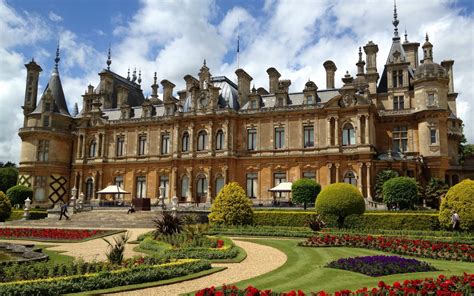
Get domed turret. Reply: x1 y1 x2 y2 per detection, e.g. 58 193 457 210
414 34 448 81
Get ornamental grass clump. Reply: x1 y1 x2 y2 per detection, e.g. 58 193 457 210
326 255 437 276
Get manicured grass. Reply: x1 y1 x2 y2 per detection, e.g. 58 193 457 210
234 238 474 293
34 244 75 264
65 267 226 296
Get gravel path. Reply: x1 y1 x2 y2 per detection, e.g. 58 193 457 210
0 228 152 262
109 239 287 296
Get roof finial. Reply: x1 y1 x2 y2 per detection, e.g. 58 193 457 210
127 68 130 80
138 70 142 85
358 46 363 62
425 32 429 42
106 46 112 70
203 59 206 66
392 0 399 37
54 40 60 70
153 72 157 84
132 68 137 83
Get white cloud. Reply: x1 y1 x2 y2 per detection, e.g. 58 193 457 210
48 11 62 22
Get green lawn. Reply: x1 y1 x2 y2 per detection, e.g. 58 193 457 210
34 244 75 264
234 238 474 293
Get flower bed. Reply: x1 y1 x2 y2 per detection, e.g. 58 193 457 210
0 228 121 242
300 234 474 262
326 255 436 277
195 273 474 295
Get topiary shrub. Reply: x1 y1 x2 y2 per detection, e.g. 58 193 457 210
0 191 12 222
291 179 321 210
383 177 418 210
6 185 33 206
439 179 474 231
208 182 253 226
315 183 365 228
375 169 399 201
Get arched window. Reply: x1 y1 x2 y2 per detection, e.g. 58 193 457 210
85 178 94 200
182 132 189 152
342 123 355 146
89 140 97 158
215 130 224 150
196 175 208 202
181 176 189 201
197 130 208 151
343 171 357 186
215 176 224 196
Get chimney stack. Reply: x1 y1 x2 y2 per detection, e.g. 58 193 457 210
161 79 176 102
235 68 253 107
441 60 455 93
323 60 337 89
266 67 281 93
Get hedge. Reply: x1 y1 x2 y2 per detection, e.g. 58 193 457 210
253 211 440 230
0 259 210 295
7 210 48 221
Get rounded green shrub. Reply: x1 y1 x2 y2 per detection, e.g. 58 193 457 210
0 191 12 222
6 185 33 206
315 183 365 228
383 177 418 210
0 167 18 193
208 182 253 226
291 179 321 210
439 179 474 231
375 169 399 201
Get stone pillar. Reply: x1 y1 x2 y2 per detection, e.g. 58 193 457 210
223 165 228 183
82 135 87 159
206 168 212 204
357 115 362 144
365 115 370 144
224 120 230 155
189 123 195 156
208 121 213 156
334 116 339 146
171 167 177 200
366 162 372 200
173 123 179 157
316 165 320 183
78 172 83 196
335 163 340 182
327 163 333 184
358 163 364 193
187 169 193 202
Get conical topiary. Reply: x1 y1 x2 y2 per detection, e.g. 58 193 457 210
208 182 253 226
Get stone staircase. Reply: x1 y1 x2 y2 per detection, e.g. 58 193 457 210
5 210 160 229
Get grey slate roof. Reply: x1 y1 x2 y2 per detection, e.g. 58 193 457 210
96 70 145 108
241 89 339 110
32 68 70 116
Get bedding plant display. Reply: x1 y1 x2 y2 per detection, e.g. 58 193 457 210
300 233 474 262
195 273 474 295
325 255 437 277
0 228 121 242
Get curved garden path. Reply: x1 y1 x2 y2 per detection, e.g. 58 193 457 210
109 239 288 296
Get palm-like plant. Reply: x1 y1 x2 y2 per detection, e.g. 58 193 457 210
153 212 182 238
103 232 130 265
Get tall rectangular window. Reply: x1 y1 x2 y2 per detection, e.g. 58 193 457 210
393 96 404 110
114 176 124 200
161 134 170 155
393 126 408 152
306 95 314 105
159 175 169 199
246 173 258 198
136 176 146 198
43 115 50 127
116 136 124 157
37 140 49 162
303 172 316 180
427 93 435 106
303 126 314 148
273 172 287 198
392 70 403 87
138 135 147 156
34 176 47 202
247 129 257 151
430 129 437 144
274 127 285 149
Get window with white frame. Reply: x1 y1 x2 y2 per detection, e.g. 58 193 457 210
274 127 285 149
430 128 437 145
427 93 436 106
89 140 97 158
181 176 189 200
215 130 224 150
116 136 125 157
114 176 124 200
273 172 287 198
247 128 257 151
250 100 257 109
159 175 169 199
136 176 146 198
182 132 189 152
342 123 356 146
392 70 403 87
85 178 94 200
37 140 49 162
246 173 258 198
393 126 408 152
306 95 314 105
196 175 208 201
138 135 147 156
161 133 170 155
215 176 225 196
197 131 208 151
303 125 314 148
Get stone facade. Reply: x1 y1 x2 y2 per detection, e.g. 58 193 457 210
17 9 474 207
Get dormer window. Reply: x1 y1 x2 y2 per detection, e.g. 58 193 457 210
306 96 314 105
45 103 51 112
427 93 436 107
250 100 257 109
392 70 403 87
393 96 404 110
43 115 50 127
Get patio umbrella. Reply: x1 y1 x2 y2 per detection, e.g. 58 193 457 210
96 185 130 195
268 182 293 192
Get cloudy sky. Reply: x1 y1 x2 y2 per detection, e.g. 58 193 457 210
0 0 473 163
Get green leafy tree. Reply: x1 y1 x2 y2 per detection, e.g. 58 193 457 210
439 179 474 231
315 183 365 229
291 179 321 210
0 191 12 222
0 167 18 193
383 177 418 210
374 169 399 201
6 185 33 206
425 178 449 209
0 161 16 168
209 182 253 226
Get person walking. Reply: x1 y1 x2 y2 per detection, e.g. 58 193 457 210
59 201 70 220
451 210 460 231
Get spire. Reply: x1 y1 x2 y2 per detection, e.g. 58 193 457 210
138 70 142 85
151 72 159 100
54 41 60 70
404 29 408 43
106 46 112 70
127 68 130 80
422 32 433 62
203 59 206 66
72 102 79 117
392 0 399 38
356 46 365 76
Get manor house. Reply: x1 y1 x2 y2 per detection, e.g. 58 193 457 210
17 7 473 207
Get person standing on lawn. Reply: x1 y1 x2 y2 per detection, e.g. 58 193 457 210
451 210 460 230
59 201 70 220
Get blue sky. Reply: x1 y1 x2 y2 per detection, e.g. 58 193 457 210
0 0 473 162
